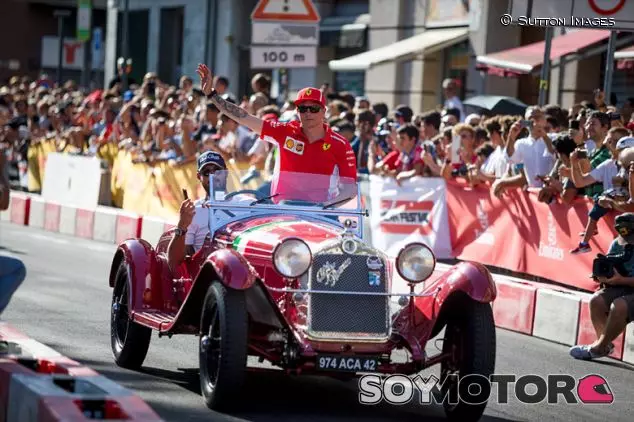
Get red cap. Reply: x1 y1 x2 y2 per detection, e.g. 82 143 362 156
294 87 325 108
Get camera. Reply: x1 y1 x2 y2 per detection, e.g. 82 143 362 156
592 244 634 280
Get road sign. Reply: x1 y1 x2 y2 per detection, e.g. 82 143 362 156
76 0 92 42
252 22 319 45
507 0 634 30
251 0 320 23
250 45 317 69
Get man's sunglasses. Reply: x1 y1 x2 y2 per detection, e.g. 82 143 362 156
297 105 322 114
200 165 222 177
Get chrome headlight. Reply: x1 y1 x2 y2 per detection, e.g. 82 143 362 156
273 238 312 278
396 243 436 283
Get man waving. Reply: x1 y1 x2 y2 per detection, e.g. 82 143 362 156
197 64 356 201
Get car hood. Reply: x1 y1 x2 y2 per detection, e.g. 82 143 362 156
222 214 345 255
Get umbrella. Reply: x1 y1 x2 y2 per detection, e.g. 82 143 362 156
463 95 528 116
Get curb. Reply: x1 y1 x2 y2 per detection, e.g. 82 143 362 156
3 191 633 365
0 322 163 421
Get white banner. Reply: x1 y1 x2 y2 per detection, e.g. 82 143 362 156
369 175 452 259
42 153 103 209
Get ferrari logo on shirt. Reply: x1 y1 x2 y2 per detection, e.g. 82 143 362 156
322 143 331 151
284 137 304 155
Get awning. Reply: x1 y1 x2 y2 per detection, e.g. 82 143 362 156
320 14 370 32
328 27 469 72
615 45 634 60
476 29 611 76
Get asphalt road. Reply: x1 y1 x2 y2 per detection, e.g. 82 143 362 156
2 221 634 422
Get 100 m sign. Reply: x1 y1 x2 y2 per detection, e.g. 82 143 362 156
250 46 317 69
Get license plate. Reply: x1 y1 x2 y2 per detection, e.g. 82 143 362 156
316 355 380 372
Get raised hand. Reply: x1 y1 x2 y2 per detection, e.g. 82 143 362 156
197 64 213 96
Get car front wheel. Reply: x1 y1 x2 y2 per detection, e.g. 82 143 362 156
440 299 496 422
110 262 152 369
199 281 248 411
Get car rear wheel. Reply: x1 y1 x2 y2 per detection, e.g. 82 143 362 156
110 262 152 369
440 299 496 422
199 281 248 411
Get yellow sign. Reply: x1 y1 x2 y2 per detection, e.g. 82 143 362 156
323 143 331 151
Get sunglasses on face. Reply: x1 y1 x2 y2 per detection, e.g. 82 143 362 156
200 166 221 177
297 105 322 114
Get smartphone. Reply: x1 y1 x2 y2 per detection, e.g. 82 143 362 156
577 149 588 159
520 120 533 129
570 120 580 131
610 113 622 121
147 81 156 97
182 189 189 200
451 135 461 164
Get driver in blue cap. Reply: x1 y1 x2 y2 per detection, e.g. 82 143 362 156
167 151 227 270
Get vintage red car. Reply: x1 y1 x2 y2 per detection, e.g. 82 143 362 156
108 171 497 421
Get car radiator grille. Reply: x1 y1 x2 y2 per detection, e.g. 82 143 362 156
307 250 390 341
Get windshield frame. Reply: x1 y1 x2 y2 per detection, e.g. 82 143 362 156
204 186 367 241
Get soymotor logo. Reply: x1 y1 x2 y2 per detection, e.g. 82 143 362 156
359 374 614 405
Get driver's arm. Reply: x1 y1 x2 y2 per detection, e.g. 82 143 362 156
207 92 263 135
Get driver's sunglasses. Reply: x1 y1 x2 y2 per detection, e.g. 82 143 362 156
201 166 221 177
297 105 322 114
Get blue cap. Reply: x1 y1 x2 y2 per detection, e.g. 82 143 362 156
123 90 134 102
198 151 226 172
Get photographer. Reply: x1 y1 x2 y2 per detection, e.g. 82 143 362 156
570 131 634 254
570 212 634 360
536 134 582 205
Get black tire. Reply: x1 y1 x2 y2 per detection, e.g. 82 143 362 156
440 300 496 422
110 262 152 370
199 282 248 411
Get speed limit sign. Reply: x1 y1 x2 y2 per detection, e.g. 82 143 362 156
250 46 317 69
587 0 626 15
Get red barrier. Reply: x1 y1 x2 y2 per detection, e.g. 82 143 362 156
446 181 617 292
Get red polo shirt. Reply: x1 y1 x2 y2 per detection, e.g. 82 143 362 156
260 119 357 201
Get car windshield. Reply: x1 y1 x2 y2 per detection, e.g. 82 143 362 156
208 170 360 210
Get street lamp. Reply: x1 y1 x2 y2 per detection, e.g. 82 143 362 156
54 9 72 86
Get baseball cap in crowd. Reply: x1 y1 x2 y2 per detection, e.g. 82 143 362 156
615 212 634 245
197 151 226 172
394 105 413 122
616 136 634 151
123 90 134 102
294 87 326 108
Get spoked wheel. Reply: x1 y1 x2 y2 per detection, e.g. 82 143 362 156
199 282 248 411
110 263 152 369
440 300 496 422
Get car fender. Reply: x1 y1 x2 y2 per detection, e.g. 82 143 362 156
393 261 497 351
197 248 259 291
108 239 162 310
433 261 497 306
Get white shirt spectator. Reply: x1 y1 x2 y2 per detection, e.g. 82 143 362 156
444 96 465 122
482 145 510 178
589 159 618 191
507 136 555 188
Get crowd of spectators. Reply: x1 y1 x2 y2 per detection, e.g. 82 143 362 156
2 65 634 255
